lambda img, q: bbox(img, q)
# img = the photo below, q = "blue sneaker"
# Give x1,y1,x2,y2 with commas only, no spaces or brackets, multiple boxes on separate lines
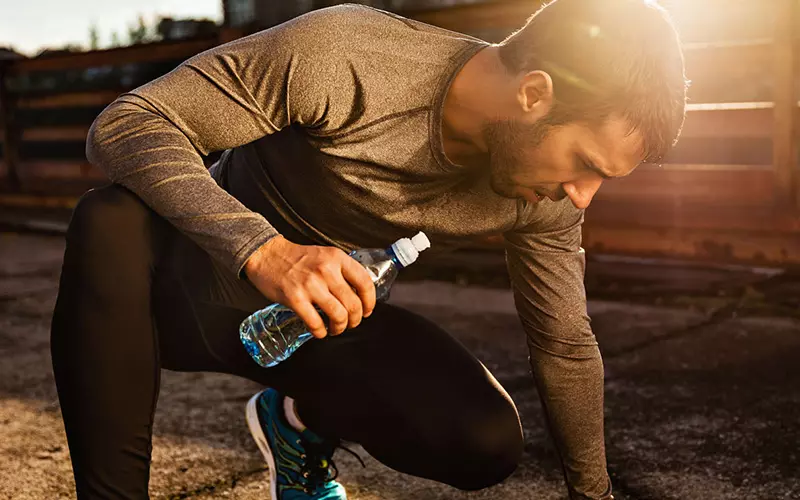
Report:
246,389,354,499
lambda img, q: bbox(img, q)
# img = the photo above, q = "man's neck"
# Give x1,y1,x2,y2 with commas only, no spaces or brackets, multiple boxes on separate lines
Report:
440,45,506,169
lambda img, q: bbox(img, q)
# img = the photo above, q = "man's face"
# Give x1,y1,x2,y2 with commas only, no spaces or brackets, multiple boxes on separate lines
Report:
483,114,644,209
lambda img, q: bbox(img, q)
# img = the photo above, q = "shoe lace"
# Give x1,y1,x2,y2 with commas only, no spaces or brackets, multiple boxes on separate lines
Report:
298,438,366,494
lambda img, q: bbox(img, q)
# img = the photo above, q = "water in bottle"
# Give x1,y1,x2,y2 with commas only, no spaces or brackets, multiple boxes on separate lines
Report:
240,231,431,368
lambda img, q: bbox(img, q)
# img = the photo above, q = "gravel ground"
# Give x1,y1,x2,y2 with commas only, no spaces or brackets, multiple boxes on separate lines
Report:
1,232,798,500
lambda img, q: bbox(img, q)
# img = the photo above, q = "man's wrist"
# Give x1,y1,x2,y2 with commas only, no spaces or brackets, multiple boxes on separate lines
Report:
243,234,282,279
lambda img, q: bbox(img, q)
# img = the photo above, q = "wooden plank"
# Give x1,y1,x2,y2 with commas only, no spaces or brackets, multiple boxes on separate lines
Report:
20,126,89,142
0,63,21,190
405,0,541,33
773,0,799,209
682,38,773,51
680,106,773,139
582,225,800,266
685,102,775,111
19,159,106,181
653,163,773,171
665,137,772,166
7,38,217,74
17,90,121,109
683,42,773,103
585,200,799,233
683,38,772,68
0,192,78,209
594,165,776,206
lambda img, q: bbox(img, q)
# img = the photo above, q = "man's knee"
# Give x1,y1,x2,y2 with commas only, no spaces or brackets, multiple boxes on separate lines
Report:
69,184,154,245
445,396,524,491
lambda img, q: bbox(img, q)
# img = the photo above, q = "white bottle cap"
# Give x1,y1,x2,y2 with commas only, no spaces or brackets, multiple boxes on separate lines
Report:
411,232,431,252
391,231,431,268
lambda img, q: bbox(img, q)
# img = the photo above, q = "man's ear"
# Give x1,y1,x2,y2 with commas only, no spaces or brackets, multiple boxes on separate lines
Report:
517,70,554,123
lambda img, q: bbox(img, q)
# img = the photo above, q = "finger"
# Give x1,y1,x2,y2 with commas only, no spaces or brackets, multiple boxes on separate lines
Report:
309,288,349,336
340,257,377,317
287,294,329,339
328,277,364,329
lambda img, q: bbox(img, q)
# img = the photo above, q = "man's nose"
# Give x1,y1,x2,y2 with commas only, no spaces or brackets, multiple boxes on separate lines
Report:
562,176,604,210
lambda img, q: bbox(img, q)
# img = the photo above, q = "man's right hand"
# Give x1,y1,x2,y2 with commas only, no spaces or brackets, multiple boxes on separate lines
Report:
243,235,376,339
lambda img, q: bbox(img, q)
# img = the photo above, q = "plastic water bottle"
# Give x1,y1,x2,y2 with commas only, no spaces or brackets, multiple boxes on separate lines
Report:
240,232,431,368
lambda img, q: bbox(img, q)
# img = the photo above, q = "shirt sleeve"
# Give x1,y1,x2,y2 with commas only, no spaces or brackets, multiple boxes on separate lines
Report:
85,7,360,276
503,199,612,499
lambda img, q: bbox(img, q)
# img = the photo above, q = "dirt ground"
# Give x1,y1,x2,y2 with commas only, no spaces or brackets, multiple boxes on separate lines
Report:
1,231,798,500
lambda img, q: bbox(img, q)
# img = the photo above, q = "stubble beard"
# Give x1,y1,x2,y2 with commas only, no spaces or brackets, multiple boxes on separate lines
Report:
482,118,552,199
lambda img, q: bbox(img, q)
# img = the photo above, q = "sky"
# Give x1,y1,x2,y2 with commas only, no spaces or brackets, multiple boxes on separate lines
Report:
0,0,223,56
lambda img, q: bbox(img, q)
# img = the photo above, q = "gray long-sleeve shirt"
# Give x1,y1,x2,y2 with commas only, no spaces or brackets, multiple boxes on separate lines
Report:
85,4,610,497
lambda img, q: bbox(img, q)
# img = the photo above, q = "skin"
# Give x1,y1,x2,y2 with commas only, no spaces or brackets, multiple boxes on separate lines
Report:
440,45,645,209
245,44,646,338
244,237,375,339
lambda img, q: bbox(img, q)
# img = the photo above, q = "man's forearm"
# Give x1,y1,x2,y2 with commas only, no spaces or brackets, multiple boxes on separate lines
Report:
526,332,612,499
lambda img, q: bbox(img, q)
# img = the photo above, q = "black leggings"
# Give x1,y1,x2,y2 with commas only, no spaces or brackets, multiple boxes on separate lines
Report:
50,184,524,499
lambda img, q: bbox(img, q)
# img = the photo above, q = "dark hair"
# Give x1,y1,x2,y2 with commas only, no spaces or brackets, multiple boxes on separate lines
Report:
498,0,689,163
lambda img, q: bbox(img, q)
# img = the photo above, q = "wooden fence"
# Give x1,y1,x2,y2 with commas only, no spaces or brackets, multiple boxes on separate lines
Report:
0,0,797,266
411,0,800,265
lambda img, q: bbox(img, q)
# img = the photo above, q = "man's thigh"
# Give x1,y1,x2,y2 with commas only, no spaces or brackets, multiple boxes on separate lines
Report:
152,228,267,372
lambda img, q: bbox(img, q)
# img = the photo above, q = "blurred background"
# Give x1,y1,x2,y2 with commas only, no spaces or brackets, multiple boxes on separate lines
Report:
0,0,798,266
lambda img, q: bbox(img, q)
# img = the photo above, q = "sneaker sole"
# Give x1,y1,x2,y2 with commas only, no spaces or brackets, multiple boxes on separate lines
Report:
246,392,278,500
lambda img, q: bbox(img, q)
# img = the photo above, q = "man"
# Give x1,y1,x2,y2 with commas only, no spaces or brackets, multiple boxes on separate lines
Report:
51,0,687,498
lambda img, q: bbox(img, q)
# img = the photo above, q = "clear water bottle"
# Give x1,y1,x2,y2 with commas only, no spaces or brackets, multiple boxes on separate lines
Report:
240,232,431,368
